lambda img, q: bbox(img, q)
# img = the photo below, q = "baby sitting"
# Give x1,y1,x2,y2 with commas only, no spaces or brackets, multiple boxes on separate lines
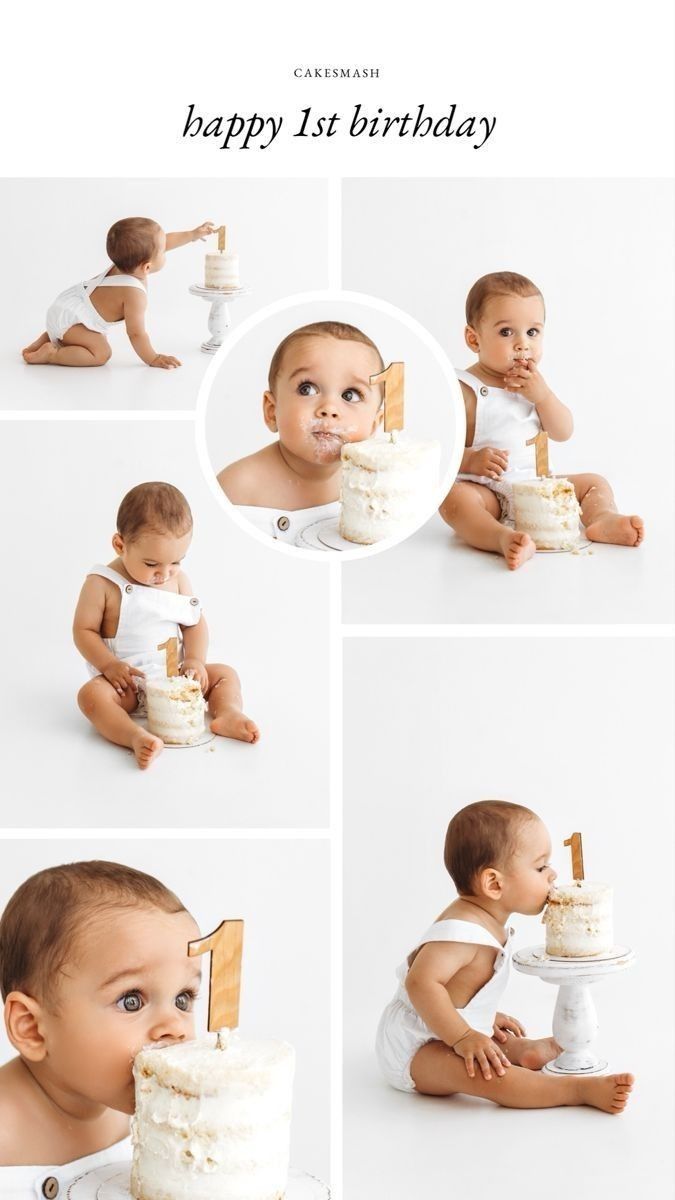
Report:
440,272,644,569
73,481,259,769
376,799,634,1113
23,216,214,369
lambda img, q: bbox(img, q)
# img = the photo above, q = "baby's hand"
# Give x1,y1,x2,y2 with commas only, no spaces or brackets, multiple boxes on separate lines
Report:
192,221,216,242
466,446,509,479
181,659,208,693
452,1029,511,1080
150,354,182,370
103,659,145,696
493,1011,526,1042
503,359,551,407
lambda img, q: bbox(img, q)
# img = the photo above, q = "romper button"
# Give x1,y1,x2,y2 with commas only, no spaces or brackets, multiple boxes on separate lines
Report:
277,516,290,532
480,386,488,396
190,596,199,605
42,1178,59,1199
125,584,133,593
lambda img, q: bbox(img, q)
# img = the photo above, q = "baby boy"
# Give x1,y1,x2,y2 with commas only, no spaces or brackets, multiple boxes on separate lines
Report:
0,860,200,1174
218,320,384,541
376,799,634,1113
440,272,644,569
22,216,215,369
74,481,259,769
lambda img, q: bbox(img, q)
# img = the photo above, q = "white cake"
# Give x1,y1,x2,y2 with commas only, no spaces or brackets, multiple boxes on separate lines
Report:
145,676,205,745
204,251,240,290
543,882,613,957
131,1032,295,1200
339,435,441,545
512,476,581,550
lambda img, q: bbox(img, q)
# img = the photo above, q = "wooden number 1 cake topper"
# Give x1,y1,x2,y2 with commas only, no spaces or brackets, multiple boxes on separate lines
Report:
371,362,405,434
564,832,585,880
157,636,179,677
216,225,226,252
526,430,550,477
189,919,244,1047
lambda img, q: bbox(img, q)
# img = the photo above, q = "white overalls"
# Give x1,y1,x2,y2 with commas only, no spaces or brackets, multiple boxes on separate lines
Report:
236,500,340,544
85,565,202,694
0,1136,131,1200
455,369,541,523
376,919,515,1092
46,270,147,345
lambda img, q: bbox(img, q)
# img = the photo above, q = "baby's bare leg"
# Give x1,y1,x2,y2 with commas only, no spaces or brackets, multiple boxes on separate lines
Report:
24,324,112,367
411,1041,634,1114
206,664,260,744
568,473,644,547
77,676,163,770
21,331,50,359
439,480,536,571
500,1033,560,1071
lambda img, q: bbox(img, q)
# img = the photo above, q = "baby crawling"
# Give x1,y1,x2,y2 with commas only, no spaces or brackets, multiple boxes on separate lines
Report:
73,482,259,769
440,272,644,569
23,216,214,369
376,800,634,1114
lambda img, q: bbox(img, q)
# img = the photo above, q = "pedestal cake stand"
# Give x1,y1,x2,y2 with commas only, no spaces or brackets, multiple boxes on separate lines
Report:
513,943,634,1075
66,1163,329,1199
188,285,251,353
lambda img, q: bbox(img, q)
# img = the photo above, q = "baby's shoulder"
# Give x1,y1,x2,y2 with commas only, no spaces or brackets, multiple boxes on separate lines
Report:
217,446,278,506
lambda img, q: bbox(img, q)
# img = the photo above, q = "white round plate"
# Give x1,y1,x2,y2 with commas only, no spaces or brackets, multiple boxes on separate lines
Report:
297,516,368,552
189,284,251,299
529,943,630,964
536,537,591,555
67,1165,329,1199
132,716,215,749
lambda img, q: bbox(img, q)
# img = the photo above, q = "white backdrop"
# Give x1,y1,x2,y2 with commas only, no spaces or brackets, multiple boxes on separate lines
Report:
0,422,330,827
0,178,329,412
0,837,330,1180
343,636,674,1200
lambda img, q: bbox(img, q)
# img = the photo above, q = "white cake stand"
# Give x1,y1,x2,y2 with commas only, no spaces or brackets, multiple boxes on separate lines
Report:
513,944,635,1075
188,284,251,353
66,1163,329,1198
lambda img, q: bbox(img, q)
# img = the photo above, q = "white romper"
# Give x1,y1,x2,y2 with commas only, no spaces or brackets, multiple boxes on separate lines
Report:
375,919,515,1093
84,565,202,693
0,1136,131,1200
455,369,541,523
236,500,340,545
46,269,147,345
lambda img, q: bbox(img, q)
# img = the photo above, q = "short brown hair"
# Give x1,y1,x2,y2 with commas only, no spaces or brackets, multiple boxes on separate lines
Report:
116,482,193,543
444,800,537,895
106,218,162,272
465,272,544,327
268,321,384,391
0,861,186,1003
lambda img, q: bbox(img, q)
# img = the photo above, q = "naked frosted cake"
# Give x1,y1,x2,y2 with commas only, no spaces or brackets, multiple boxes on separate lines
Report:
543,881,613,957
340,435,441,544
145,676,205,745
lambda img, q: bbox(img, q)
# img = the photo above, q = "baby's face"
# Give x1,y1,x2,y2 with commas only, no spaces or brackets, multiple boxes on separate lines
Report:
264,335,383,465
39,905,201,1116
114,527,192,587
500,817,557,915
467,293,545,375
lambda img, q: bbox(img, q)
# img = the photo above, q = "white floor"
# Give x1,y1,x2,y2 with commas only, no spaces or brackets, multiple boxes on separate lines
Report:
343,511,674,625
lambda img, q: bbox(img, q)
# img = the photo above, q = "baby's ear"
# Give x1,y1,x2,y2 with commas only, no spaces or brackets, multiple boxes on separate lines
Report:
112,531,124,555
262,391,278,432
479,867,503,900
4,992,47,1061
464,324,480,353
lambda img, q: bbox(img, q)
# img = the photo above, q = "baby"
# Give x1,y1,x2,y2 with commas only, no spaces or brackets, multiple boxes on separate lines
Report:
22,216,215,369
376,800,634,1114
0,860,201,1178
217,321,384,542
74,481,259,769
440,272,644,569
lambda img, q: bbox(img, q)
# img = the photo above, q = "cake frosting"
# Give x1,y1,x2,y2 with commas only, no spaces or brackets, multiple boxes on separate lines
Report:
204,252,240,290
131,1032,295,1200
512,476,581,550
145,676,205,745
543,882,613,957
339,435,441,544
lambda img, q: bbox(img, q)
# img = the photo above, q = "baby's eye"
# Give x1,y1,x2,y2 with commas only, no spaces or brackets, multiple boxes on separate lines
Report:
527,328,540,338
498,328,513,337
175,990,196,1012
537,865,551,872
297,381,319,397
144,562,158,568
117,991,144,1013
342,388,363,404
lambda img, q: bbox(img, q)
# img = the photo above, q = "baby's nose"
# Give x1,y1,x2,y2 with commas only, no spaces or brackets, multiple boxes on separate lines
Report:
147,1008,187,1044
315,397,340,419
549,868,558,882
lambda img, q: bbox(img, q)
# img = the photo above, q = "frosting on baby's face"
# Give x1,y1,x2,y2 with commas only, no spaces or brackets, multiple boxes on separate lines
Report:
466,293,545,379
263,335,383,467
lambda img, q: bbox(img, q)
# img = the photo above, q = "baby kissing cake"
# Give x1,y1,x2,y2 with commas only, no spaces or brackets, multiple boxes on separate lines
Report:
512,477,581,550
340,435,441,544
145,676,205,745
131,1032,295,1200
204,251,240,291
543,881,613,957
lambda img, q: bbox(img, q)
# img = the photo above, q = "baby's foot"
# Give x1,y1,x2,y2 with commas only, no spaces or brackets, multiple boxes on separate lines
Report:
132,728,164,770
211,707,260,744
578,1072,635,1114
585,512,644,546
21,334,50,358
500,528,536,571
517,1037,561,1071
23,341,58,365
